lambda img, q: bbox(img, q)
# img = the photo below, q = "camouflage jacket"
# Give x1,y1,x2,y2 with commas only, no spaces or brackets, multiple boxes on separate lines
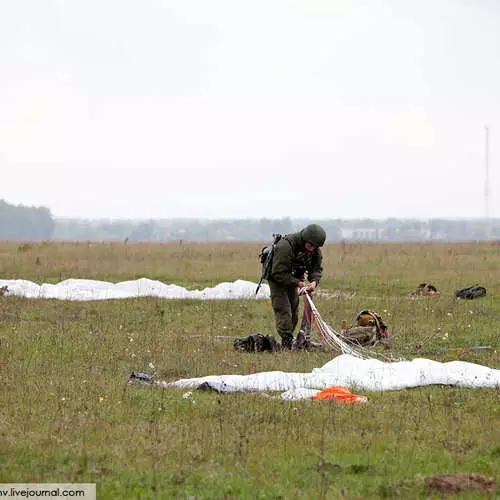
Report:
268,231,323,288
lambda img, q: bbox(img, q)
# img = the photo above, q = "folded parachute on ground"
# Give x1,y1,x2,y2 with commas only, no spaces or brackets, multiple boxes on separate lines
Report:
151,354,500,400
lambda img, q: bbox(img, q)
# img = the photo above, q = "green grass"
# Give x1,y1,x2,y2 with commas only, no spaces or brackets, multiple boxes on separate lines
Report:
0,242,499,498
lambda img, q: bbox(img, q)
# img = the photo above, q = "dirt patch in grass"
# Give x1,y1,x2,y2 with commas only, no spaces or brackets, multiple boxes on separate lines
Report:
425,473,497,495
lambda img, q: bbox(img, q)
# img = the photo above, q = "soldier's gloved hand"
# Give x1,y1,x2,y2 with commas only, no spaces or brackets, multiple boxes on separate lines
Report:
297,282,308,295
307,281,317,293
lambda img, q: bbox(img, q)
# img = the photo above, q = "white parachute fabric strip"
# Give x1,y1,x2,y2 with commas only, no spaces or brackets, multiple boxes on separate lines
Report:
0,278,270,301
281,388,322,400
0,279,43,299
163,354,500,399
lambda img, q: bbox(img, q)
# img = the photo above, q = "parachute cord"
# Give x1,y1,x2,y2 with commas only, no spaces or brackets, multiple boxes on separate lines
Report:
304,294,399,361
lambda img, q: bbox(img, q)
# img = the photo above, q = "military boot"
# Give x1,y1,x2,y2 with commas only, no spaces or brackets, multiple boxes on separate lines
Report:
280,333,294,350
294,330,307,349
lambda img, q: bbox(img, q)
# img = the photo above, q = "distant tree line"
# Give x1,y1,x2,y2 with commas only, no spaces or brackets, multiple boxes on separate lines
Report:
1,199,500,242
0,199,54,240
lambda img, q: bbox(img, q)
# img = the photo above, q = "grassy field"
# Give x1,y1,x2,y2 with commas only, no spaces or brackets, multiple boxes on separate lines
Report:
0,241,499,499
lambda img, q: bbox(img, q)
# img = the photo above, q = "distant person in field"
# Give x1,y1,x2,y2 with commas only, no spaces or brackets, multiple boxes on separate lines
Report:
267,224,326,350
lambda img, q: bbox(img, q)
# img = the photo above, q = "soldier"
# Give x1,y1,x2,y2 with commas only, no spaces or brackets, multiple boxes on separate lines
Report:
267,224,326,349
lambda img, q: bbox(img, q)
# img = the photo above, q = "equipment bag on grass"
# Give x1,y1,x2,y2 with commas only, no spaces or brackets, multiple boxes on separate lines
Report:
233,333,281,353
341,310,391,347
408,283,440,297
455,285,486,300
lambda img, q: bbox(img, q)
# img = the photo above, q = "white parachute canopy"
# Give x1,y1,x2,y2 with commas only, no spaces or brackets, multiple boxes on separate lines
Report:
0,278,270,301
162,354,500,400
3,277,499,400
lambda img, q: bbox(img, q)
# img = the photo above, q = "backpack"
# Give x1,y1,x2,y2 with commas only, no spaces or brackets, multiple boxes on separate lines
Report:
259,234,283,277
233,334,281,353
455,285,486,300
356,310,390,338
341,310,391,347
255,234,283,295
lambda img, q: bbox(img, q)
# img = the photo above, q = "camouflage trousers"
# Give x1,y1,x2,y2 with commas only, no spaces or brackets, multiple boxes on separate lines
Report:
268,280,299,349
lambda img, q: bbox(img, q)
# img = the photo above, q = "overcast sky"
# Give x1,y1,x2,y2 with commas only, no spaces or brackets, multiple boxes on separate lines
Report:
1,0,499,220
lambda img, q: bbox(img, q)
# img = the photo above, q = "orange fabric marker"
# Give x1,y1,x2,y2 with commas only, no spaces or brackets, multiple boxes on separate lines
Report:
312,386,368,403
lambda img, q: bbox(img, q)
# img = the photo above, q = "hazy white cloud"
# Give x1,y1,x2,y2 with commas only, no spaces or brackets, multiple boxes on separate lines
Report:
0,0,499,219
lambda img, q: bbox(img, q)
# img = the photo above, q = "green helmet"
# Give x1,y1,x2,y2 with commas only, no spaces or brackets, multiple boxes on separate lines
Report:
301,224,326,247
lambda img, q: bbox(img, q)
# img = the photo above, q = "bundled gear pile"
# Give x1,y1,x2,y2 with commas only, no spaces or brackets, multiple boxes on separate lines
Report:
340,310,391,348
233,333,281,353
455,284,486,300
408,283,440,297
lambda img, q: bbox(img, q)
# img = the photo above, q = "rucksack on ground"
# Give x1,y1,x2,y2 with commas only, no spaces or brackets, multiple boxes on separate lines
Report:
355,310,390,338
408,283,440,297
455,285,486,300
340,310,391,347
233,333,281,353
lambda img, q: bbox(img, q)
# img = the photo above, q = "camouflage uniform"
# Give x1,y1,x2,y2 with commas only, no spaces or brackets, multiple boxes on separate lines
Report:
268,227,324,349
